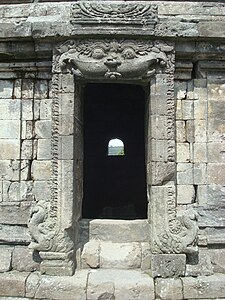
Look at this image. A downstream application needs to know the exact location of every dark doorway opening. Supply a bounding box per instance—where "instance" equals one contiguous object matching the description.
[83,83,147,219]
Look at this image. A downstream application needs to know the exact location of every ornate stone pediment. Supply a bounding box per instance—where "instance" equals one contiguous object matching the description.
[71,2,158,26]
[54,39,174,82]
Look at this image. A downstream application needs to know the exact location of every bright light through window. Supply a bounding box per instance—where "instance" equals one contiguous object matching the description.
[108,138,125,156]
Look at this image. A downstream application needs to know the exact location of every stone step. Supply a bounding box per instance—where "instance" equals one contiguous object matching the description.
[29,269,154,300]
[79,219,150,244]
[80,240,150,270]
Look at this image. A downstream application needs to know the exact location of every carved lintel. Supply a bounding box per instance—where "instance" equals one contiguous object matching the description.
[71,2,158,26]
[53,39,174,82]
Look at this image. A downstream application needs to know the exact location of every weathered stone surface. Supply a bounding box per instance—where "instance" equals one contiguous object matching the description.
[100,242,141,269]
[0,203,31,225]
[151,254,186,278]
[35,120,51,139]
[207,163,225,185]
[0,224,30,244]
[87,269,155,300]
[177,163,193,184]
[0,271,28,297]
[0,246,12,272]
[182,274,225,299]
[12,246,40,272]
[34,270,88,300]
[31,160,51,181]
[177,185,195,205]
[186,249,213,277]
[177,143,190,162]
[209,249,225,273]
[81,240,100,269]
[0,139,20,159]
[88,219,150,243]
[155,278,183,300]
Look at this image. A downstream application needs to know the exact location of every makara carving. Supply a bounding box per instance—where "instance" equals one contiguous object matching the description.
[28,200,55,251]
[152,186,198,254]
[71,2,157,26]
[54,39,173,81]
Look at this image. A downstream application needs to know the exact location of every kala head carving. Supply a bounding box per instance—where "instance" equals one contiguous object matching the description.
[55,40,173,82]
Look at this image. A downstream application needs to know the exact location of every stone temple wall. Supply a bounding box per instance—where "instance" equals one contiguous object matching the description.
[0,1,225,299]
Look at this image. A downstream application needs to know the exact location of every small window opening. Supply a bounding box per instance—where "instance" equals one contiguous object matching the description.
[108,138,125,156]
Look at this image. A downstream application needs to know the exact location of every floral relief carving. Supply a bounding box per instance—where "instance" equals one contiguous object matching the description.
[54,39,173,82]
[152,186,198,254]
[71,2,158,26]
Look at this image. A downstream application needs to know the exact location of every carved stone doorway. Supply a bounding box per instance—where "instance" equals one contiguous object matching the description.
[83,83,147,219]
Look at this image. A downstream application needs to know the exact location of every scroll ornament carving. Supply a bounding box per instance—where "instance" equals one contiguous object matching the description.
[153,208,198,255]
[54,40,174,81]
[28,200,55,251]
[71,2,158,25]
[152,186,198,254]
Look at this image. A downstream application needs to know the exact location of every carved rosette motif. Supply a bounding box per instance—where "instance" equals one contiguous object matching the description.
[71,2,158,26]
[53,39,174,82]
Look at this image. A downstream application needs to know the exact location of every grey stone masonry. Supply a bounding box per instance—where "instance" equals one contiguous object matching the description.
[0,0,225,299]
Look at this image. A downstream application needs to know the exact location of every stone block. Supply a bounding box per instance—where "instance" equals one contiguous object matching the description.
[59,115,74,136]
[22,79,34,99]
[208,101,225,142]
[151,254,186,278]
[35,120,52,138]
[21,140,33,159]
[0,80,13,99]
[31,160,51,181]
[182,100,194,120]
[87,269,155,300]
[40,98,52,119]
[2,181,33,202]
[59,93,74,115]
[88,219,150,243]
[194,100,207,120]
[182,274,225,299]
[0,120,20,139]
[0,271,28,297]
[0,224,31,244]
[0,99,20,120]
[33,181,51,202]
[0,160,19,181]
[176,121,186,142]
[177,163,193,184]
[37,138,51,159]
[150,116,167,139]
[0,246,13,272]
[149,162,175,186]
[186,249,213,277]
[176,99,182,119]
[186,120,195,143]
[34,80,48,99]
[21,120,33,140]
[81,240,100,269]
[208,142,225,163]
[12,246,40,272]
[34,270,88,300]
[177,143,190,162]
[177,185,195,205]
[193,143,207,162]
[151,139,168,162]
[208,82,225,101]
[60,74,74,93]
[141,242,151,270]
[22,99,33,120]
[58,136,74,160]
[0,139,20,159]
[155,278,183,300]
[209,249,225,273]
[100,242,141,269]
[174,81,187,100]
[194,119,207,143]
[0,203,31,225]
[207,163,225,185]
[194,163,207,184]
